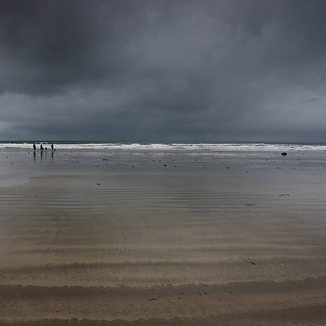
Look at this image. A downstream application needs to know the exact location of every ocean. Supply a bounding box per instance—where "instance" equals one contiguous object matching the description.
[1,141,326,152]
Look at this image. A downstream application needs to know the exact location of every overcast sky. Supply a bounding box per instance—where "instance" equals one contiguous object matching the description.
[0,0,326,142]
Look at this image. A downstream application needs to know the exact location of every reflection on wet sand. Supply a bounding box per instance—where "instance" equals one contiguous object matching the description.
[0,149,326,325]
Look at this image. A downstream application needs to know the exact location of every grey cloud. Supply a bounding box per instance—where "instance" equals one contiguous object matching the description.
[0,0,326,141]
[0,0,131,94]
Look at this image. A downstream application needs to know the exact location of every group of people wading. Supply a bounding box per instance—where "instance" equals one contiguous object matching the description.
[33,143,55,151]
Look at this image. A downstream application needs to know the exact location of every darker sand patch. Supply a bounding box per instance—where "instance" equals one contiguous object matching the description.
[0,278,326,323]
[1,304,326,325]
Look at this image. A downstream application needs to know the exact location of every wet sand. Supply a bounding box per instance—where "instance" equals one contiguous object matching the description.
[0,149,326,325]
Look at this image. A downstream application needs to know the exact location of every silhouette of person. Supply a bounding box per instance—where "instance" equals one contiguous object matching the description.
[33,144,36,151]
[40,144,44,151]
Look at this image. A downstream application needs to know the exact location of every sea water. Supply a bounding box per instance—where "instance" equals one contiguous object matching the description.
[0,141,326,152]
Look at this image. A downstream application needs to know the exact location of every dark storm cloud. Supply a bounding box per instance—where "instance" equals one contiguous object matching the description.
[0,0,129,94]
[0,0,326,141]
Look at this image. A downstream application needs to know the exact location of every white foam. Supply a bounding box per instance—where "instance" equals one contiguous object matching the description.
[0,142,326,152]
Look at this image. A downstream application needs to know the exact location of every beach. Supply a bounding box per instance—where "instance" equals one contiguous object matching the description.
[0,146,326,325]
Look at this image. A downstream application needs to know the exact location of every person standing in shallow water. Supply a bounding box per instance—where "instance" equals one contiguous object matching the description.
[40,144,44,151]
[33,144,36,161]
